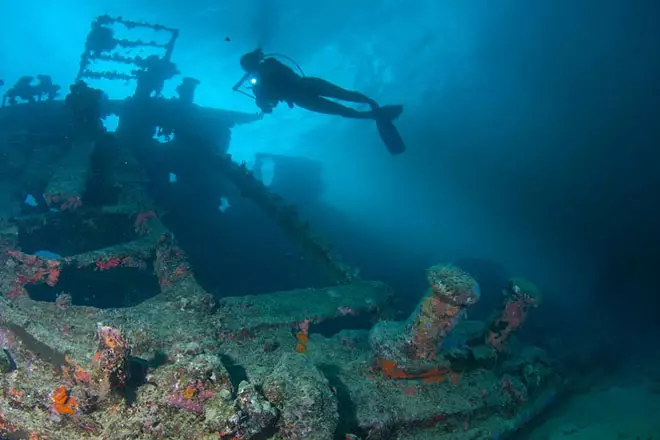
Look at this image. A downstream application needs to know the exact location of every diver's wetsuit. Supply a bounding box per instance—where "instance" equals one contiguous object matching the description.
[243,52,405,154]
[253,57,380,118]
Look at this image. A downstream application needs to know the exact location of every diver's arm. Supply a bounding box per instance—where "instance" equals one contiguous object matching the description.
[253,86,277,113]
[232,73,250,92]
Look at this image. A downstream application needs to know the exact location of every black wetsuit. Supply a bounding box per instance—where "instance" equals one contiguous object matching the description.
[249,57,406,155]
[252,58,377,118]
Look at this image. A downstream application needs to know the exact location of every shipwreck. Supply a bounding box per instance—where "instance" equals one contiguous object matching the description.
[0,15,564,440]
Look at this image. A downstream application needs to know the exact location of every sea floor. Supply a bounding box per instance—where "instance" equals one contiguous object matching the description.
[527,360,660,440]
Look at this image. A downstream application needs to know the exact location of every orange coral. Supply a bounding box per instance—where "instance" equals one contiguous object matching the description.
[103,333,118,349]
[52,386,78,415]
[378,359,403,377]
[296,332,309,344]
[98,326,127,351]
[295,331,309,353]
[377,358,459,384]
[183,386,196,400]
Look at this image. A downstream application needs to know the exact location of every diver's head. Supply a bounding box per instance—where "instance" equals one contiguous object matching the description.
[240,48,264,73]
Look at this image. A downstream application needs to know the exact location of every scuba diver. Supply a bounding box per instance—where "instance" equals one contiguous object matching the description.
[235,48,406,155]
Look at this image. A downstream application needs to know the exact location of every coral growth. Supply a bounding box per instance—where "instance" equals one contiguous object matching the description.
[295,319,310,354]
[0,216,557,440]
[167,380,215,413]
[95,255,147,271]
[377,358,460,384]
[370,264,480,378]
[91,325,131,392]
[4,249,60,298]
[486,278,542,351]
[51,386,78,415]
[409,264,480,361]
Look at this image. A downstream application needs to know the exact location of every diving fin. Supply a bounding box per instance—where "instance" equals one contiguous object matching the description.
[375,105,406,155]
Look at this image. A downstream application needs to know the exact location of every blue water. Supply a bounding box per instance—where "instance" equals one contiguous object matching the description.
[1,0,660,437]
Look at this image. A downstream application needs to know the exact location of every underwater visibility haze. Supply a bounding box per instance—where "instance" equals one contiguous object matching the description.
[0,0,659,438]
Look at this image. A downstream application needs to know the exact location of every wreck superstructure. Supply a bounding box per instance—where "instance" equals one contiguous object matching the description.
[0,15,563,440]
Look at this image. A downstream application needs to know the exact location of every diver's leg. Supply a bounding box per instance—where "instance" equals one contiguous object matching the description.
[300,77,378,107]
[293,95,374,119]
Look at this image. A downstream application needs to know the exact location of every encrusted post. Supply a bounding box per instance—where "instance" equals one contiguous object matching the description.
[410,264,481,360]
[92,326,131,393]
[370,264,480,378]
[486,278,542,351]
